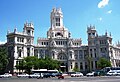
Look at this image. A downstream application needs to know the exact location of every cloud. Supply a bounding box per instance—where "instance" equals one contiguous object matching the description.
[98,0,109,8]
[98,17,103,21]
[107,10,112,14]
[0,40,7,44]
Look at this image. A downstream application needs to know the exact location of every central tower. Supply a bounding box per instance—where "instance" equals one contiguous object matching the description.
[47,8,70,38]
[51,8,63,28]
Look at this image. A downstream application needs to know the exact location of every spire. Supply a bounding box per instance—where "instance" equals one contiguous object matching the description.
[14,27,17,33]
[52,7,56,12]
[105,30,108,36]
[7,30,10,34]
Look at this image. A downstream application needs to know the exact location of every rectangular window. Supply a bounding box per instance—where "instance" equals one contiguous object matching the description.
[27,53,30,56]
[17,46,20,53]
[56,18,60,22]
[47,42,48,45]
[16,61,19,65]
[56,23,60,26]
[71,63,72,69]
[27,38,30,43]
[79,50,83,59]
[95,53,97,58]
[75,63,78,68]
[59,41,60,45]
[18,47,22,57]
[32,31,33,35]
[70,53,72,59]
[74,50,78,58]
[95,61,97,69]
[53,53,55,59]
[42,42,43,45]
[80,62,83,70]
[27,48,30,56]
[90,53,92,57]
[91,61,93,69]
[56,41,58,45]
[75,54,78,59]
[22,38,24,42]
[17,37,19,42]
[85,62,87,70]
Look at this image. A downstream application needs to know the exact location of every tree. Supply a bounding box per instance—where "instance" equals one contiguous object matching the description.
[97,57,111,69]
[15,56,61,73]
[73,66,79,72]
[16,56,39,74]
[24,56,39,74]
[16,59,25,72]
[0,47,8,73]
[86,55,92,72]
[38,56,60,70]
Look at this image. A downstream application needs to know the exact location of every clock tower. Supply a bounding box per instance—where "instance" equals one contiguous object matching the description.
[47,8,70,38]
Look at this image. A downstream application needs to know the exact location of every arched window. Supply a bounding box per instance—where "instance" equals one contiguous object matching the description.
[55,32,63,37]
[57,53,67,60]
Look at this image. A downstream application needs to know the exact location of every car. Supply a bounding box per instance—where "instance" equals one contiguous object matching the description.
[52,73,60,77]
[57,73,64,79]
[37,73,44,79]
[62,73,68,76]
[86,72,95,77]
[17,73,29,78]
[58,75,64,79]
[116,71,120,76]
[29,73,40,78]
[43,73,53,78]
[71,72,83,77]
[67,72,76,76]
[106,71,117,76]
[0,73,12,78]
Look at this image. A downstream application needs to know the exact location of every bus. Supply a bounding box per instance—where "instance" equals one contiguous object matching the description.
[32,69,59,73]
[102,67,120,73]
[32,69,48,73]
[31,69,59,78]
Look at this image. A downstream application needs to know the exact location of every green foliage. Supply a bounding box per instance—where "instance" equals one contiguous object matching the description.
[38,56,60,70]
[16,59,25,71]
[0,47,8,72]
[16,56,39,74]
[16,56,61,73]
[97,57,111,69]
[73,67,79,72]
[24,56,39,69]
[23,56,39,73]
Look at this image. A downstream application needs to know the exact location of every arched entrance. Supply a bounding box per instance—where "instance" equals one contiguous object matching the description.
[57,53,68,72]
[60,62,68,72]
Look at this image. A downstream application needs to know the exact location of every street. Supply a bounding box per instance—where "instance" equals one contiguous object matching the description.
[1,76,120,82]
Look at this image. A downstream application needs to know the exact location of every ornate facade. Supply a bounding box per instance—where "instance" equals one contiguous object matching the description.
[5,8,120,73]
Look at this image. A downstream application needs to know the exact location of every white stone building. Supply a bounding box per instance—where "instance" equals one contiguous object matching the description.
[6,22,34,73]
[5,8,120,73]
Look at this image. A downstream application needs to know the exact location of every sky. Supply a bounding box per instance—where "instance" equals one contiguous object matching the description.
[0,0,120,45]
